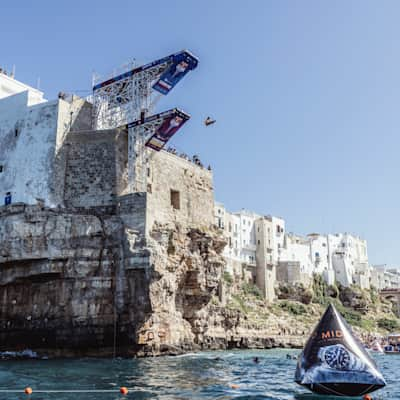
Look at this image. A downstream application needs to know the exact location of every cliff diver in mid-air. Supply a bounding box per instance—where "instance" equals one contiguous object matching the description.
[204,116,216,126]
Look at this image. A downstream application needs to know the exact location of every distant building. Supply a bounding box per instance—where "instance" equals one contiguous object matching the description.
[278,233,314,286]
[216,200,376,294]
[371,265,400,290]
[255,215,285,302]
[214,203,285,302]
[329,233,369,289]
[0,70,45,105]
[278,232,369,289]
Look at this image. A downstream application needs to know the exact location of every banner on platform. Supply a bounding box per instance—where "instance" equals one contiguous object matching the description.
[127,108,190,152]
[94,50,198,92]
[152,51,198,95]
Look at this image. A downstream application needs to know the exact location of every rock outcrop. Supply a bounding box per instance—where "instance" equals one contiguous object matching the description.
[1,204,396,357]
[0,204,228,356]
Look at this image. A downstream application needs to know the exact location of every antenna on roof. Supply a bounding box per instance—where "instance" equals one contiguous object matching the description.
[11,65,15,78]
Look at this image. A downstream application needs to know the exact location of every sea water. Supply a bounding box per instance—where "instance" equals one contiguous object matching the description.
[0,349,394,399]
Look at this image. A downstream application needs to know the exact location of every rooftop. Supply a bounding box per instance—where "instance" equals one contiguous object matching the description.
[0,71,45,106]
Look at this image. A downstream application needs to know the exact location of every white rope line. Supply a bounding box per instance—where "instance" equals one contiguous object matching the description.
[0,389,130,393]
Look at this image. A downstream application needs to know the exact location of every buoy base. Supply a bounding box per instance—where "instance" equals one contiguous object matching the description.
[302,382,383,396]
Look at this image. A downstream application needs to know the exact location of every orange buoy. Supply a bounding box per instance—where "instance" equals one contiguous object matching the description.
[24,387,33,395]
[229,384,239,389]
[120,386,129,395]
[363,395,372,400]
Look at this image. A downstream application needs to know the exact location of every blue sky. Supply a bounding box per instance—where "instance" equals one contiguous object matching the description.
[2,1,400,266]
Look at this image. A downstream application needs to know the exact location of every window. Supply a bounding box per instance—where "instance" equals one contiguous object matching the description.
[228,222,232,232]
[147,184,152,193]
[4,192,11,206]
[257,240,260,245]
[170,190,180,210]
[147,167,151,177]
[0,165,3,173]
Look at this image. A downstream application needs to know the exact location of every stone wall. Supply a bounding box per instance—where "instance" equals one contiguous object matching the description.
[147,150,214,233]
[64,131,118,208]
[0,93,91,207]
[0,93,59,206]
[277,261,311,286]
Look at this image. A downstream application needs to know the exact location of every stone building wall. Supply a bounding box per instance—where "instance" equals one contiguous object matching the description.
[0,93,91,208]
[0,92,59,206]
[63,131,119,208]
[146,150,214,234]
[0,103,221,355]
[277,261,311,286]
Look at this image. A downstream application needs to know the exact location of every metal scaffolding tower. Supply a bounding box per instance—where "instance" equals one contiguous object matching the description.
[92,50,198,192]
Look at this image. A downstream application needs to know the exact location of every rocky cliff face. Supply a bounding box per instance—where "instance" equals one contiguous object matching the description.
[0,204,123,355]
[135,223,226,356]
[2,204,388,357]
[0,205,230,356]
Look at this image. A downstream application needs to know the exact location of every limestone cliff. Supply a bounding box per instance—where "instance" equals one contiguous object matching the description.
[0,204,227,356]
[134,223,226,356]
[0,204,397,357]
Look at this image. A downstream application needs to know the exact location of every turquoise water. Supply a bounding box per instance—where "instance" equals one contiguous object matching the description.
[0,349,394,399]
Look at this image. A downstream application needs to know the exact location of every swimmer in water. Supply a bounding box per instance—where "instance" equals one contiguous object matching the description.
[253,357,260,363]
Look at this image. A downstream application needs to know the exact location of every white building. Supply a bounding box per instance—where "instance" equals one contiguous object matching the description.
[0,71,91,207]
[278,233,314,285]
[308,233,335,285]
[254,215,285,302]
[215,198,377,296]
[214,203,285,302]
[371,265,400,290]
[0,69,45,105]
[214,202,242,275]
[280,232,369,289]
[329,233,369,288]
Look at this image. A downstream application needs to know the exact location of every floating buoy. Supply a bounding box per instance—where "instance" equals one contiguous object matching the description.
[363,395,372,400]
[120,386,128,395]
[24,387,33,395]
[295,303,386,396]
[229,383,239,389]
